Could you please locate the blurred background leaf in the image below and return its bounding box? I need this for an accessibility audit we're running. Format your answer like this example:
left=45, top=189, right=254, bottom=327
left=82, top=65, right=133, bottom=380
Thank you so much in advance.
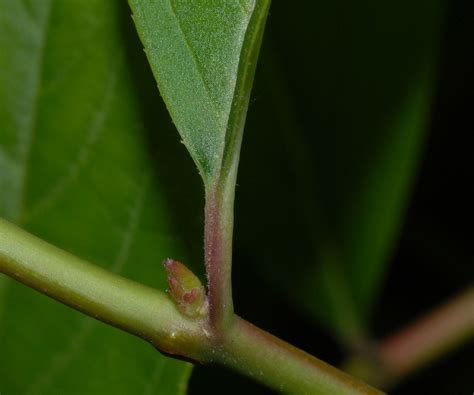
left=235, top=0, right=442, bottom=345
left=0, top=0, right=203, bottom=393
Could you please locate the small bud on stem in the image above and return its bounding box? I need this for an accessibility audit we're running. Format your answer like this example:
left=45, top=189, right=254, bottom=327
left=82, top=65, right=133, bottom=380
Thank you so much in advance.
left=163, top=258, right=208, bottom=318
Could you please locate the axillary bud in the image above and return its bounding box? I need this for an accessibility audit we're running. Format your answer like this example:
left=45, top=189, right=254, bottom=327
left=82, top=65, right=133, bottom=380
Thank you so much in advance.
left=163, top=258, right=208, bottom=318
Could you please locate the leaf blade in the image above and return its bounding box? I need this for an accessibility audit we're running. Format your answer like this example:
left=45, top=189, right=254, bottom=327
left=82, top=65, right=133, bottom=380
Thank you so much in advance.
left=0, top=0, right=195, bottom=393
left=129, top=0, right=270, bottom=185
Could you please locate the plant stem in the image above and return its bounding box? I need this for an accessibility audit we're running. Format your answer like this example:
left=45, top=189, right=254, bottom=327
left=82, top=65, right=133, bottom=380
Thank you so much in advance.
left=204, top=186, right=235, bottom=332
left=377, top=287, right=474, bottom=383
left=0, top=217, right=383, bottom=393
left=203, top=0, right=271, bottom=333
left=344, top=287, right=474, bottom=388
left=213, top=318, right=384, bottom=395
left=0, top=218, right=206, bottom=359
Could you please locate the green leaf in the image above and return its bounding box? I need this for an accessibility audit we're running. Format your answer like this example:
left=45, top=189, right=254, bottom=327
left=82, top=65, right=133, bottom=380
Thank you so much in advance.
left=0, top=0, right=198, bottom=393
left=235, top=0, right=442, bottom=343
left=128, top=0, right=271, bottom=186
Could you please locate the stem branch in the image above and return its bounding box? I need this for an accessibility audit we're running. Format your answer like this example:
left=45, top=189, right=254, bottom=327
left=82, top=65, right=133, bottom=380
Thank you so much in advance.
left=345, top=287, right=474, bottom=388
left=0, top=217, right=382, bottom=394
left=214, top=318, right=384, bottom=395
left=378, top=287, right=474, bottom=383
left=204, top=185, right=235, bottom=332
left=0, top=218, right=205, bottom=358
left=202, top=0, right=271, bottom=333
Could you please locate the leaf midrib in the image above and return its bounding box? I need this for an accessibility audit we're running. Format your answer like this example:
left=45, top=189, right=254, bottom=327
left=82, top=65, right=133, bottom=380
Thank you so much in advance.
left=168, top=0, right=220, bottom=116
left=16, top=0, right=53, bottom=224
left=25, top=175, right=150, bottom=395
left=0, top=0, right=53, bottom=342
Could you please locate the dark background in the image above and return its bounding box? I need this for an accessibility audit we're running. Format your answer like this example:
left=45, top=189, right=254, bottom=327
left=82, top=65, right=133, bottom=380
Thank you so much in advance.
left=190, top=0, right=473, bottom=393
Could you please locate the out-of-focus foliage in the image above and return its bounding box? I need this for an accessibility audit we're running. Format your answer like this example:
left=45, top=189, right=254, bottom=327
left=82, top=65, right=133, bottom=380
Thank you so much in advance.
left=236, top=0, right=441, bottom=343
left=0, top=1, right=200, bottom=393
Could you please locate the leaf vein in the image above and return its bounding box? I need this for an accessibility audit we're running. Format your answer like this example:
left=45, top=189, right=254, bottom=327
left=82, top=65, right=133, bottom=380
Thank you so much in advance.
left=25, top=175, right=150, bottom=394
left=25, top=69, right=118, bottom=221
left=16, top=0, right=53, bottom=223
left=143, top=358, right=165, bottom=395
left=237, top=0, right=251, bottom=15
left=168, top=0, right=220, bottom=115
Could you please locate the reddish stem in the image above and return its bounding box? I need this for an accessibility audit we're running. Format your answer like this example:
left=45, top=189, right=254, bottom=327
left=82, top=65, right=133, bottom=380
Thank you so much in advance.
left=204, top=186, right=234, bottom=332
left=378, top=287, right=474, bottom=382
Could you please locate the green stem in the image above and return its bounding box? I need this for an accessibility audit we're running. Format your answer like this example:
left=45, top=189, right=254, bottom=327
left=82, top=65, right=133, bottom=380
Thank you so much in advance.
left=203, top=0, right=271, bottom=333
left=0, top=217, right=206, bottom=359
left=213, top=318, right=383, bottom=395
left=0, top=217, right=382, bottom=394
